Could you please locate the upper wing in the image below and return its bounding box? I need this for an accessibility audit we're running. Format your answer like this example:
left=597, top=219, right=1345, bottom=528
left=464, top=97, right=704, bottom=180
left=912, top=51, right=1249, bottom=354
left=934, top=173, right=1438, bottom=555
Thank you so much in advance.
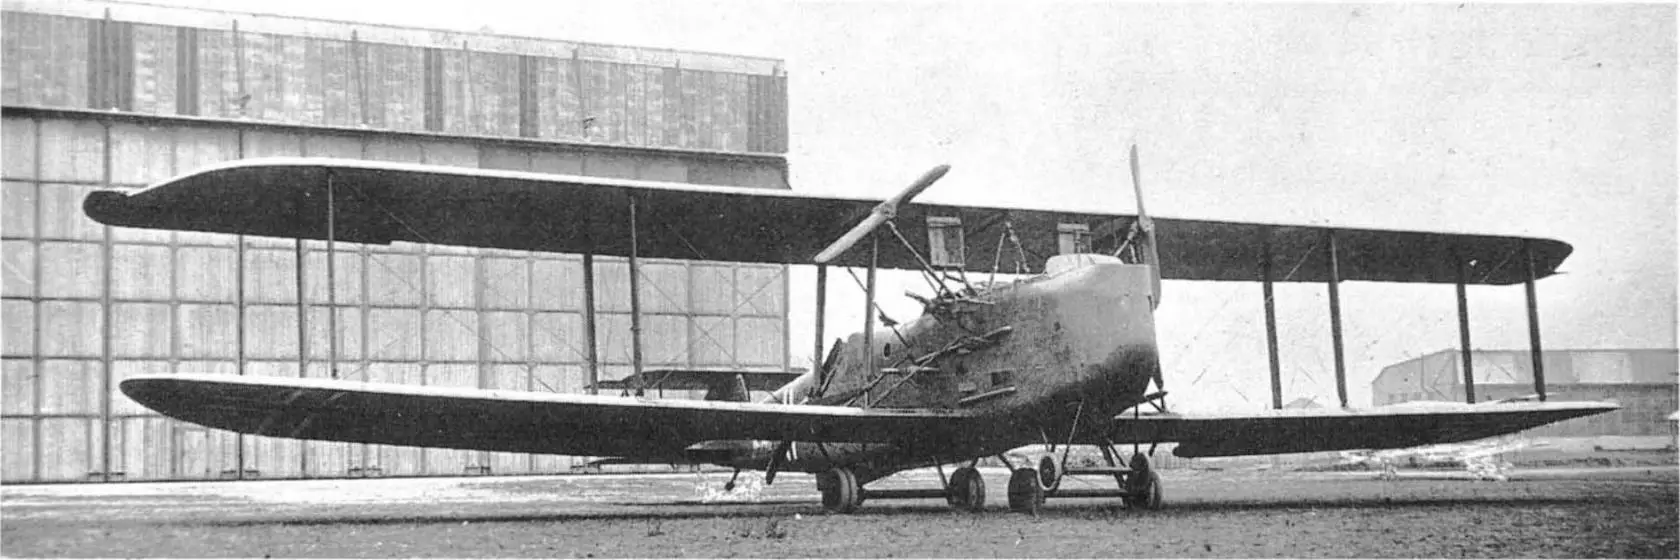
left=83, top=158, right=1570, bottom=285
left=1096, top=401, right=1617, bottom=458
left=121, top=374, right=977, bottom=458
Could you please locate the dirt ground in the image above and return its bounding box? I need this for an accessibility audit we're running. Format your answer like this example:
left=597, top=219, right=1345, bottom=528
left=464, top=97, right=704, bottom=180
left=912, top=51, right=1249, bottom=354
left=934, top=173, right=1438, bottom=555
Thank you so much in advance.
left=3, top=467, right=1675, bottom=558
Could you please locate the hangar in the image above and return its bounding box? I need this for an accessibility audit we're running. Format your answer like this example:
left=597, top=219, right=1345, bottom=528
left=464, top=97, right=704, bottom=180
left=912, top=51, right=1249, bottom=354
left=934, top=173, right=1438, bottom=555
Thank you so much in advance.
left=1, top=0, right=792, bottom=482
left=1374, top=348, right=1678, bottom=438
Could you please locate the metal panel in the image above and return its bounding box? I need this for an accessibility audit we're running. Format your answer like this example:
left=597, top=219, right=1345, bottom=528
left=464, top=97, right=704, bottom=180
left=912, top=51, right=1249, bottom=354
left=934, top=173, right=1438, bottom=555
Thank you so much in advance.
left=242, top=247, right=298, bottom=303
left=481, top=311, right=528, bottom=363
left=2, top=359, right=35, bottom=415
left=591, top=258, right=631, bottom=313
left=108, top=122, right=175, bottom=186
left=690, top=316, right=735, bottom=366
left=110, top=302, right=171, bottom=358
left=532, top=56, right=581, bottom=142
left=37, top=301, right=101, bottom=357
left=366, top=308, right=421, bottom=360
left=423, top=309, right=478, bottom=362
left=171, top=126, right=237, bottom=184
left=1, top=118, right=36, bottom=179
left=364, top=137, right=422, bottom=162
left=110, top=244, right=170, bottom=300
left=37, top=119, right=103, bottom=183
left=735, top=265, right=785, bottom=317
left=482, top=257, right=529, bottom=310
left=426, top=255, right=475, bottom=308
left=420, top=140, right=478, bottom=167
left=248, top=434, right=303, bottom=479
left=2, top=301, right=31, bottom=356
left=530, top=257, right=581, bottom=311
left=38, top=359, right=100, bottom=414
left=242, top=305, right=299, bottom=360
left=2, top=181, right=35, bottom=238
left=443, top=50, right=521, bottom=138
left=306, top=307, right=362, bottom=360
left=177, top=303, right=235, bottom=359
left=362, top=43, right=426, bottom=131
left=642, top=314, right=688, bottom=367
left=366, top=251, right=422, bottom=306
left=530, top=311, right=582, bottom=363
left=303, top=249, right=363, bottom=304
left=689, top=264, right=734, bottom=315
left=0, top=13, right=89, bottom=109
left=594, top=312, right=632, bottom=368
left=192, top=28, right=236, bottom=118
left=2, top=241, right=35, bottom=298
left=175, top=246, right=236, bottom=301
left=109, top=416, right=170, bottom=480
left=736, top=317, right=784, bottom=367
left=636, top=262, right=688, bottom=314
left=39, top=184, right=106, bottom=241
left=1, top=418, right=34, bottom=481
left=128, top=24, right=178, bottom=116
left=38, top=418, right=96, bottom=481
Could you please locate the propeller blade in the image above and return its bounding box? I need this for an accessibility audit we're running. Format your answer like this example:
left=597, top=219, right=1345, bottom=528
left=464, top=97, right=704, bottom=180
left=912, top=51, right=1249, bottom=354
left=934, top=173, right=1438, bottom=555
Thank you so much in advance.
left=813, top=164, right=951, bottom=264
left=1129, top=145, right=1151, bottom=232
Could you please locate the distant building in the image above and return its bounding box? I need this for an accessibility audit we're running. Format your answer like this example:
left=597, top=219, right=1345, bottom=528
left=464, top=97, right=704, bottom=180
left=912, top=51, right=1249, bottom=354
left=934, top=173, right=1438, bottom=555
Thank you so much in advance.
left=1373, top=349, right=1678, bottom=437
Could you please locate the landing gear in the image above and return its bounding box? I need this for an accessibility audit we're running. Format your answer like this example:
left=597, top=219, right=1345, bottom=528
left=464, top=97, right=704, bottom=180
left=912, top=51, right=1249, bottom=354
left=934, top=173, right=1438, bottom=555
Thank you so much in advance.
left=1007, top=468, right=1046, bottom=513
left=724, top=468, right=741, bottom=492
left=1037, top=455, right=1062, bottom=493
left=818, top=468, right=863, bottom=513
left=945, top=466, right=986, bottom=512
left=1123, top=453, right=1163, bottom=510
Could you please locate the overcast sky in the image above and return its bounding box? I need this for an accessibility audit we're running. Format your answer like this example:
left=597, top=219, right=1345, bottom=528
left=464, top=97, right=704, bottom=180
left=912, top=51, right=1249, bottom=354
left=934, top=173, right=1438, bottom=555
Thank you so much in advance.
left=155, top=0, right=1676, bottom=410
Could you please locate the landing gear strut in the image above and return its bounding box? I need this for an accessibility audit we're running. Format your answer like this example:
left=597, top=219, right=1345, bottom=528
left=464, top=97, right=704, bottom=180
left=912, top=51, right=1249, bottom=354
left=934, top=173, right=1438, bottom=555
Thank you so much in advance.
left=945, top=466, right=986, bottom=512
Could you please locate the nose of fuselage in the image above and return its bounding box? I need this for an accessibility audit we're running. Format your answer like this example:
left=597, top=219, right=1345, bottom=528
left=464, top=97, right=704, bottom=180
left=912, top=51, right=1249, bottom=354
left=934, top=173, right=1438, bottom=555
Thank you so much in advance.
left=1042, top=259, right=1159, bottom=409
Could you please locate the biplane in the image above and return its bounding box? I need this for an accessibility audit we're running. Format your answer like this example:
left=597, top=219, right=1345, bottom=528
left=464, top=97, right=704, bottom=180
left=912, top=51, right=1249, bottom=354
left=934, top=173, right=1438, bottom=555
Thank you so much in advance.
left=87, top=146, right=1616, bottom=513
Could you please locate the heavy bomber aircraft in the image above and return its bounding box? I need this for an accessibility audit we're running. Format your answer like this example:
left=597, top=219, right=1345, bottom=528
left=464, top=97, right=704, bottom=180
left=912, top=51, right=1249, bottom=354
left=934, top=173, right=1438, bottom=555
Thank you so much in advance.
left=88, top=146, right=1616, bottom=514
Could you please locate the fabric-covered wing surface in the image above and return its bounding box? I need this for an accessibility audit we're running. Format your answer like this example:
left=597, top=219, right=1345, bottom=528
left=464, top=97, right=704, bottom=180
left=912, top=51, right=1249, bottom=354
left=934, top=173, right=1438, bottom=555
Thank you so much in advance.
left=83, top=158, right=1572, bottom=285
left=121, top=374, right=978, bottom=458
left=1097, top=401, right=1618, bottom=458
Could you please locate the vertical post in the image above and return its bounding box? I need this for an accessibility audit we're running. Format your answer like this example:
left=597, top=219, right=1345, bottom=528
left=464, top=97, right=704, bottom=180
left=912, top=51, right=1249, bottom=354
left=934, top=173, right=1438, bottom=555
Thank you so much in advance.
left=582, top=253, right=600, bottom=395
left=1454, top=252, right=1477, bottom=404
left=812, top=265, right=827, bottom=383
left=627, top=196, right=645, bottom=394
left=1261, top=236, right=1282, bottom=409
left=326, top=173, right=338, bottom=378
left=235, top=235, right=246, bottom=478
left=293, top=237, right=308, bottom=474
left=1523, top=241, right=1546, bottom=401
left=1325, top=230, right=1348, bottom=409
left=862, top=237, right=878, bottom=406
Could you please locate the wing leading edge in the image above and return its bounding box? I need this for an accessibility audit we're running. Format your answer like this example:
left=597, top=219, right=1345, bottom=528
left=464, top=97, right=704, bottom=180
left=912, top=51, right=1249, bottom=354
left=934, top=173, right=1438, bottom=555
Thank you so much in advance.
left=120, top=374, right=979, bottom=458
left=1096, top=401, right=1618, bottom=458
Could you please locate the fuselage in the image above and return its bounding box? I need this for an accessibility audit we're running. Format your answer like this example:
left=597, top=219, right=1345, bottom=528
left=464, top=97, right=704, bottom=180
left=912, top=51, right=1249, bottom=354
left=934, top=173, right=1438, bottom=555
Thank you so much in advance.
left=709, top=254, right=1161, bottom=483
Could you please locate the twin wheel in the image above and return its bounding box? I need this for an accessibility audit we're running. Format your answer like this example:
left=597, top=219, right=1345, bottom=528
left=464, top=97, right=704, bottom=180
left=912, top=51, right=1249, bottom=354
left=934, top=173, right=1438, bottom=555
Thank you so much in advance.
left=818, top=454, right=1164, bottom=514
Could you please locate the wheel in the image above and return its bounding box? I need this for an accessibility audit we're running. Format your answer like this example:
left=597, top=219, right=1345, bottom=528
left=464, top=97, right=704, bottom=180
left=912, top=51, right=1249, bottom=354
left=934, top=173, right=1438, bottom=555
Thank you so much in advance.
left=818, top=467, right=862, bottom=513
left=946, top=466, right=986, bottom=512
left=1008, top=468, right=1046, bottom=513
left=1122, top=453, right=1163, bottom=510
left=1037, top=455, right=1061, bottom=493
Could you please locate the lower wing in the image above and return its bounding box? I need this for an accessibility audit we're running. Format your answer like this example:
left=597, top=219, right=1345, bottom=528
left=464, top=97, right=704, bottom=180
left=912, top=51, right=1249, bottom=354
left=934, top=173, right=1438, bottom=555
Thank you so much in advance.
left=121, top=374, right=977, bottom=458
left=1096, top=401, right=1616, bottom=458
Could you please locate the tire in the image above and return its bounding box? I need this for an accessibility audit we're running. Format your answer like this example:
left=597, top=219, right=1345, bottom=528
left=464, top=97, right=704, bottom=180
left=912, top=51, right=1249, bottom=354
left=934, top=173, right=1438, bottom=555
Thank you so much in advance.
left=1037, top=455, right=1061, bottom=493
left=1126, top=469, right=1163, bottom=510
left=946, top=467, right=986, bottom=513
left=1008, top=468, right=1046, bottom=513
left=819, top=468, right=861, bottom=514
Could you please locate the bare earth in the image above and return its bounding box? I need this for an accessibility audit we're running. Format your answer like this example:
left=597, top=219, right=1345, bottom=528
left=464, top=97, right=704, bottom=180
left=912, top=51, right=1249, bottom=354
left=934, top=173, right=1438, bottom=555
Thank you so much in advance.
left=3, top=466, right=1675, bottom=558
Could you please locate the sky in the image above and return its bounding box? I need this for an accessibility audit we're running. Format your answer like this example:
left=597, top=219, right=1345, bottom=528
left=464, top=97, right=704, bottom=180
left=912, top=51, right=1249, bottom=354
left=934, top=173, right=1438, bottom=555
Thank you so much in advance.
left=149, top=0, right=1677, bottom=410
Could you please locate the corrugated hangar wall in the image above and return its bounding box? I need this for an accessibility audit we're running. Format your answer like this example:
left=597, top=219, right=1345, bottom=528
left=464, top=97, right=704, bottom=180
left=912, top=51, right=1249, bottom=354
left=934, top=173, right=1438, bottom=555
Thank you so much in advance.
left=0, top=1, right=793, bottom=482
